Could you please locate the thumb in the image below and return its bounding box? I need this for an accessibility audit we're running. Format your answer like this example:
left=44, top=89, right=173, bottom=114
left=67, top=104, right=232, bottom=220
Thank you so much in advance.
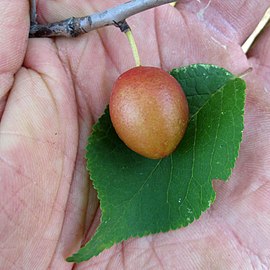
left=0, top=0, right=29, bottom=118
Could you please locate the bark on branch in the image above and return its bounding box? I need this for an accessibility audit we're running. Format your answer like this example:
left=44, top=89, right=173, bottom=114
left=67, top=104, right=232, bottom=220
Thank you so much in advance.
left=29, top=0, right=178, bottom=38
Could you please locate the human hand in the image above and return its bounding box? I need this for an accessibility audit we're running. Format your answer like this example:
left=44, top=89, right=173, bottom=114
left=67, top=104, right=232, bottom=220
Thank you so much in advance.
left=1, top=1, right=270, bottom=269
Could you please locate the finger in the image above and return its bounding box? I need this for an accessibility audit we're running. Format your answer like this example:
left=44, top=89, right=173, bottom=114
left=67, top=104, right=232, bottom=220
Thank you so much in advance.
left=0, top=1, right=29, bottom=119
left=36, top=0, right=251, bottom=75
left=213, top=24, right=270, bottom=257
left=0, top=39, right=79, bottom=269
left=36, top=0, right=97, bottom=23
left=214, top=21, right=270, bottom=236
left=176, top=0, right=270, bottom=46
left=36, top=0, right=167, bottom=22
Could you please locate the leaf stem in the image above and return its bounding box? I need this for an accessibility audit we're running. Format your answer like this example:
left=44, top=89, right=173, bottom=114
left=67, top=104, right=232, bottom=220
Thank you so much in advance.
left=238, top=67, right=253, bottom=79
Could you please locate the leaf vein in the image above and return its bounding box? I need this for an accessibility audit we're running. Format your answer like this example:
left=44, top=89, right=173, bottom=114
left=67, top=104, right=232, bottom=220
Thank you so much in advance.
left=179, top=115, right=198, bottom=209
left=208, top=90, right=223, bottom=179
left=127, top=159, right=162, bottom=203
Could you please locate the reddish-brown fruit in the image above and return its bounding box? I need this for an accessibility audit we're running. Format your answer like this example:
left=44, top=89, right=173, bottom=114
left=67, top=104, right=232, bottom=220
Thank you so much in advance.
left=109, top=66, right=189, bottom=159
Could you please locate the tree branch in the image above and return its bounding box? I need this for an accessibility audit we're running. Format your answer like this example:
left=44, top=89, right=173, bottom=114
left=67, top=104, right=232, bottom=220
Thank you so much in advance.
left=29, top=0, right=178, bottom=38
left=30, top=0, right=37, bottom=25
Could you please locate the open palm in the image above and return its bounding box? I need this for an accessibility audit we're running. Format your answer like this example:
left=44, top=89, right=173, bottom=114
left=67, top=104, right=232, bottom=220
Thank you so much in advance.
left=1, top=0, right=270, bottom=269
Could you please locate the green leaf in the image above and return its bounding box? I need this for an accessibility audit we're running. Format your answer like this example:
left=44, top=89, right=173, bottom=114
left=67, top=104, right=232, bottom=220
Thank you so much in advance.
left=67, top=64, right=246, bottom=263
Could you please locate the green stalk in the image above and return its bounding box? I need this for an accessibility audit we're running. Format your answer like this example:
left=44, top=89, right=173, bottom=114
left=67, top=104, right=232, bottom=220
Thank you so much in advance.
left=125, top=29, right=141, bottom=67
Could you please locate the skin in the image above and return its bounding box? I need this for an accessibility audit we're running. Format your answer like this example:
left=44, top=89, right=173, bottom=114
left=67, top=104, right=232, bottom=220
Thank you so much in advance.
left=109, top=66, right=189, bottom=159
left=0, top=0, right=270, bottom=269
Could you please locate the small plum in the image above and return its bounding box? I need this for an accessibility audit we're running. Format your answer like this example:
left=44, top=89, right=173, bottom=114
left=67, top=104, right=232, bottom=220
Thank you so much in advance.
left=109, top=66, right=189, bottom=159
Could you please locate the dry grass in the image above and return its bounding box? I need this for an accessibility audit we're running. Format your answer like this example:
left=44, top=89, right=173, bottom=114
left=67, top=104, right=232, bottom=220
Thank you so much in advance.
left=170, top=2, right=177, bottom=7
left=242, top=7, right=270, bottom=53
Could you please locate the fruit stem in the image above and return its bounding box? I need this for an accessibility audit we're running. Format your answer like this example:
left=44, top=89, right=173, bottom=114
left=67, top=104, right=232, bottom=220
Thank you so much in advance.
left=125, top=29, right=141, bottom=67
left=114, top=20, right=141, bottom=67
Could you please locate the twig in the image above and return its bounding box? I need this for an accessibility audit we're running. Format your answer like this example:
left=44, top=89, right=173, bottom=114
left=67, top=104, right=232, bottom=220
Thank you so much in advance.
left=30, top=0, right=37, bottom=25
left=29, top=0, right=178, bottom=38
